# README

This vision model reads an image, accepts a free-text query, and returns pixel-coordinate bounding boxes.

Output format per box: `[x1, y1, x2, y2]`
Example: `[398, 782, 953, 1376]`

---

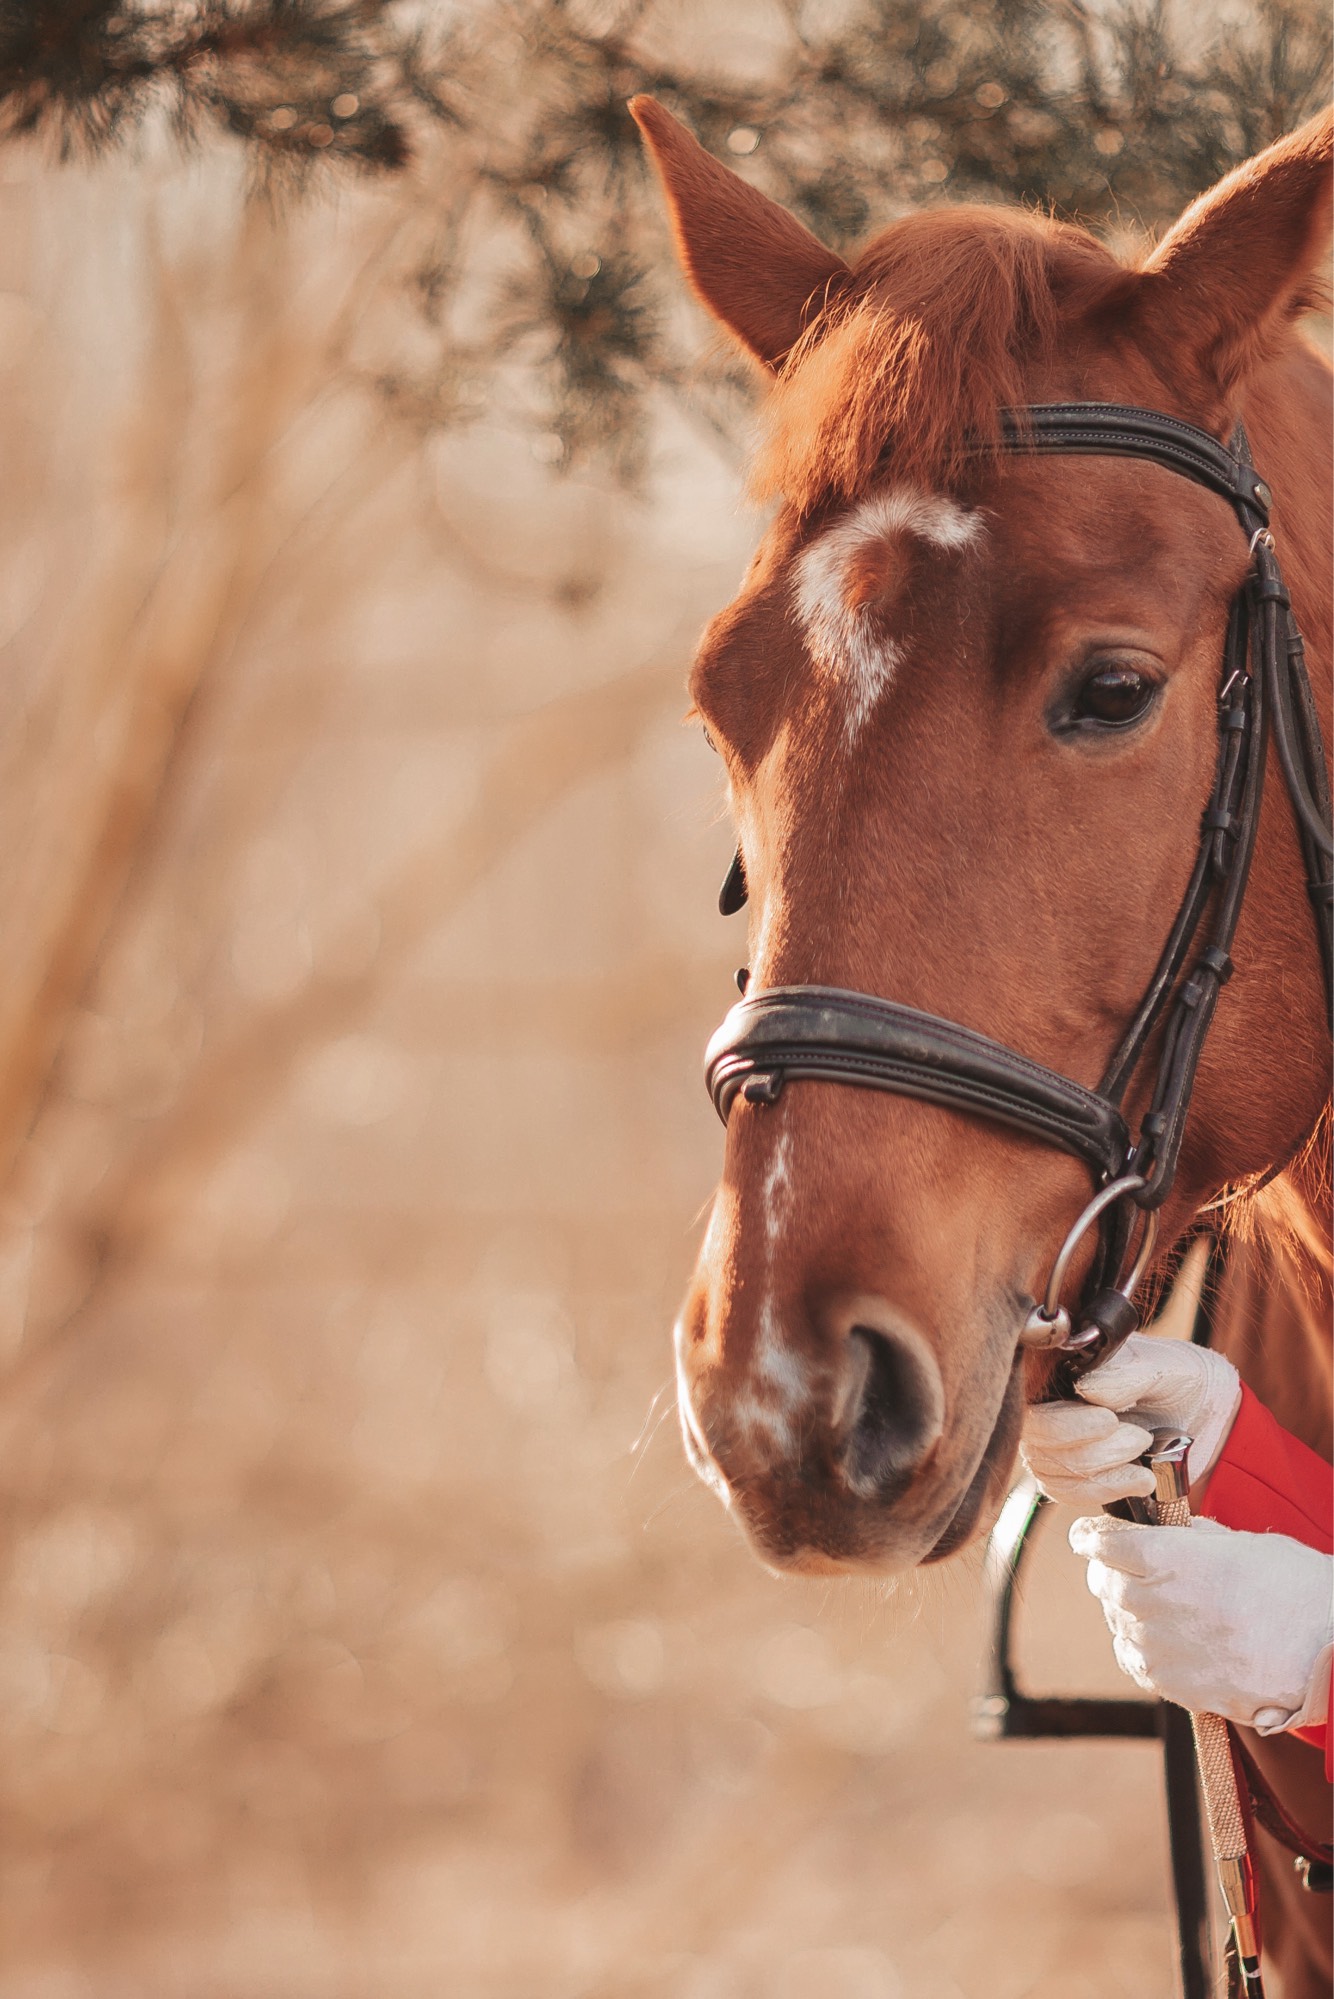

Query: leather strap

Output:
[706, 985, 1129, 1179]
[1001, 405, 1274, 517]
[1229, 1730, 1334, 1869]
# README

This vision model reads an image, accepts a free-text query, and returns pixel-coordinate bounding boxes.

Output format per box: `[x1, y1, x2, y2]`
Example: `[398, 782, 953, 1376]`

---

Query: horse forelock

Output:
[751, 205, 1131, 515]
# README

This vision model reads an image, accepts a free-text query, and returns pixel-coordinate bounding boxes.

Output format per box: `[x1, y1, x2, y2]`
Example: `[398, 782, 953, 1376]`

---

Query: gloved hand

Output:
[1070, 1513, 1334, 1732]
[1020, 1331, 1242, 1506]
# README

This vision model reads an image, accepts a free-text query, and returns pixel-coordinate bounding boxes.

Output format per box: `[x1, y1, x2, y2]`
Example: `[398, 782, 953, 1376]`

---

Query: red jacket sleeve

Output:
[1197, 1385, 1333, 1778]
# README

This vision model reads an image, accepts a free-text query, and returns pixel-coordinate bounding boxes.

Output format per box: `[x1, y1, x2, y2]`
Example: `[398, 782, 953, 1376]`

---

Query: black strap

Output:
[1097, 599, 1251, 1108]
[1122, 585, 1269, 1207]
[1001, 404, 1274, 518]
[706, 985, 1129, 1179]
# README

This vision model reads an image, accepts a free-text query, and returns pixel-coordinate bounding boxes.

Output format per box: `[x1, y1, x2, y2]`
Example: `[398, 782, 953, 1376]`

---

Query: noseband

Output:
[704, 404, 1334, 1375]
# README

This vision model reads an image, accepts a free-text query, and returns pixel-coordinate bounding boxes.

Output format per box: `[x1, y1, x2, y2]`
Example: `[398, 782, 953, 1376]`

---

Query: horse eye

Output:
[1072, 663, 1156, 726]
[701, 724, 717, 752]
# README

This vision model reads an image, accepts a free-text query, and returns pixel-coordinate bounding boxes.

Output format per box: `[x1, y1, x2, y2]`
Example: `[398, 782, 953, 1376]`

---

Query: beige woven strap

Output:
[1192, 1708, 1248, 1858]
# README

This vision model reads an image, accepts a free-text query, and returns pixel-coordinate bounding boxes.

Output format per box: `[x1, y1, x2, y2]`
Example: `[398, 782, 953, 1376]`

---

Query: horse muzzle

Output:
[675, 1289, 1021, 1572]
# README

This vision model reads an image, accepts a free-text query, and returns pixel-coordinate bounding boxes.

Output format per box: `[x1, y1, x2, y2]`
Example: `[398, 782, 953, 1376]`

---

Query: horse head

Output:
[635, 98, 1333, 1574]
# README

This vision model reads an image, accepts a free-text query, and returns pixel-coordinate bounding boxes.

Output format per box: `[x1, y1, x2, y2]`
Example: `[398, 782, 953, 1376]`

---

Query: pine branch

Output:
[2, 0, 1326, 478]
[0, 0, 414, 178]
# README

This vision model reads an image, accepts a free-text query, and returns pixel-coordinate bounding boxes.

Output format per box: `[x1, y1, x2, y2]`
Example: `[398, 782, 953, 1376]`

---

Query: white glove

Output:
[1020, 1331, 1242, 1507]
[1070, 1513, 1334, 1732]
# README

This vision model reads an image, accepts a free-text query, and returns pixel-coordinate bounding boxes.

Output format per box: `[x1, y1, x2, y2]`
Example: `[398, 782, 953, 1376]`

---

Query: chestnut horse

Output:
[633, 97, 1332, 1996]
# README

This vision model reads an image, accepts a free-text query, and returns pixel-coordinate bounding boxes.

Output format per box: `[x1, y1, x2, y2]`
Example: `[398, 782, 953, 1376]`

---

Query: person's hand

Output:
[1069, 1514, 1334, 1732]
[1020, 1331, 1242, 1507]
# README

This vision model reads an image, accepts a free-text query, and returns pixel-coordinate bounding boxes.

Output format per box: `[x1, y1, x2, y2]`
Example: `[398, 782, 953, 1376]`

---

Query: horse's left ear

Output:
[1136, 107, 1332, 399]
[630, 95, 849, 371]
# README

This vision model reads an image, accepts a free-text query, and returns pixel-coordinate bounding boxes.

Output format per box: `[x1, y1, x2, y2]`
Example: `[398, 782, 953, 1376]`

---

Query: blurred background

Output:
[0, 3, 1327, 1994]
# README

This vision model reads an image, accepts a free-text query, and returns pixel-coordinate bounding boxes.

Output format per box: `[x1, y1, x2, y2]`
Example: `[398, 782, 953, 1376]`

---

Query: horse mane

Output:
[751, 204, 1133, 514]
[1224, 1108, 1332, 1291]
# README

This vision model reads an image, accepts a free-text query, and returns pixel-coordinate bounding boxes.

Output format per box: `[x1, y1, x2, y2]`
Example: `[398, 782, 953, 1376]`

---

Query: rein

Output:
[703, 403, 1334, 1378]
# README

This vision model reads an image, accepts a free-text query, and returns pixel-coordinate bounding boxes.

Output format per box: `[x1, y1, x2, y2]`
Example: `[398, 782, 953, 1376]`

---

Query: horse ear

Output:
[630, 96, 849, 371]
[1137, 108, 1333, 398]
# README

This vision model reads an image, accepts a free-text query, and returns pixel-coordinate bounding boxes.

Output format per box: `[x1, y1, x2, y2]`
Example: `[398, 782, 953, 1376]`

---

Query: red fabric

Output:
[1197, 1385, 1333, 1780]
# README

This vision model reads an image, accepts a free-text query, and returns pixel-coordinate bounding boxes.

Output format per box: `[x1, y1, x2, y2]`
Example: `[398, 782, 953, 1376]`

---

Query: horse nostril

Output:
[838, 1322, 945, 1499]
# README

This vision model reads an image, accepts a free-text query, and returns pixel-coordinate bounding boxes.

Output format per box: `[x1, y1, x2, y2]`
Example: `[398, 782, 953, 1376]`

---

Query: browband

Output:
[999, 405, 1274, 517]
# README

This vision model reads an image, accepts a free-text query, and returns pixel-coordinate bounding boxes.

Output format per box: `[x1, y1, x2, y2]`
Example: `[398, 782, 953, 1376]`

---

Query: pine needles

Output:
[0, 0, 417, 179]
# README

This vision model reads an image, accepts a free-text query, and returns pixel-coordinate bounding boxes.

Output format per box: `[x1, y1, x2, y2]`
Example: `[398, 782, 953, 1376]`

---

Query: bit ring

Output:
[1019, 1173, 1158, 1350]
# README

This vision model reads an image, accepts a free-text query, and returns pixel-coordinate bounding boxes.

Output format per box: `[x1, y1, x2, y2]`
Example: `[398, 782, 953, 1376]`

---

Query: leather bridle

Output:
[703, 404, 1334, 1378]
